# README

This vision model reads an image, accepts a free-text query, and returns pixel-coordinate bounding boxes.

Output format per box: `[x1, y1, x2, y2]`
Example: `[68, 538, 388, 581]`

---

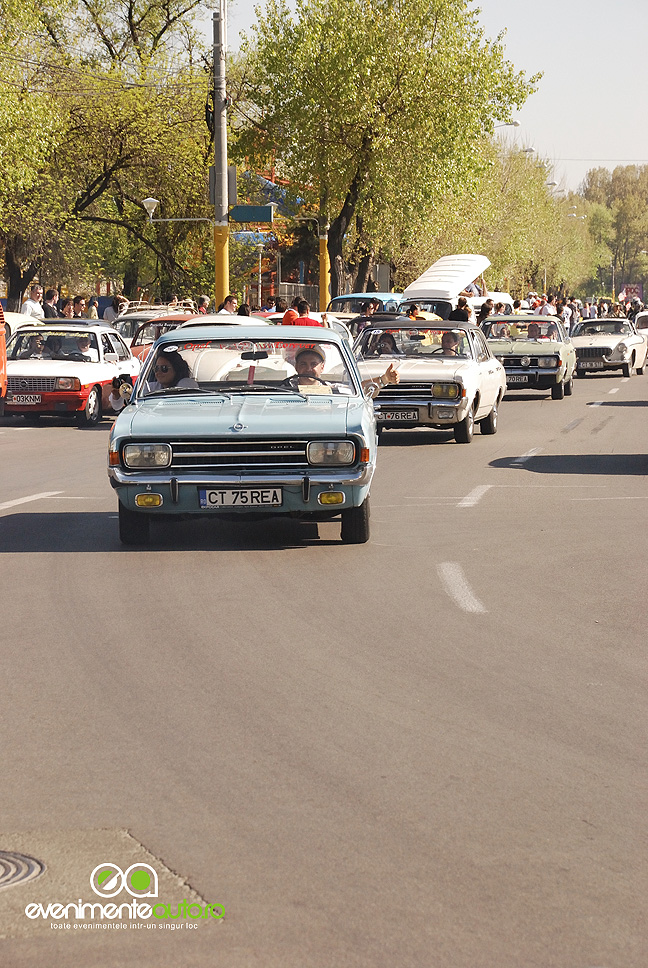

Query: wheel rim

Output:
[87, 389, 99, 419]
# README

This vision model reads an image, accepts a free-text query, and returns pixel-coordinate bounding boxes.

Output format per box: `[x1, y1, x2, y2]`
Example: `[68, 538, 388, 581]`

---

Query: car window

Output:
[108, 333, 130, 360]
[471, 330, 491, 362]
[137, 338, 358, 397]
[7, 329, 99, 361]
[355, 327, 474, 359]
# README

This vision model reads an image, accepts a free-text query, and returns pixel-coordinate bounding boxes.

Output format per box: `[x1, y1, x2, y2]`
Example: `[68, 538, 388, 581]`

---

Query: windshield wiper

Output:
[143, 386, 228, 398]
[213, 381, 307, 399]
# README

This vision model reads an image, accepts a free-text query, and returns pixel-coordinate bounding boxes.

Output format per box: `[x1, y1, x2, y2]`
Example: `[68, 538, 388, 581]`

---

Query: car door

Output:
[470, 329, 499, 416]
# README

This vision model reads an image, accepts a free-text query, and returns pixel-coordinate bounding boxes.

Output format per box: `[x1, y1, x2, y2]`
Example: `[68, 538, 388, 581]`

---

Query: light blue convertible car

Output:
[108, 324, 378, 545]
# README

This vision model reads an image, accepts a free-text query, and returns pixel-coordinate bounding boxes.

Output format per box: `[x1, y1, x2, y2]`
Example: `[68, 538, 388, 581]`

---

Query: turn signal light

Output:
[360, 448, 370, 462]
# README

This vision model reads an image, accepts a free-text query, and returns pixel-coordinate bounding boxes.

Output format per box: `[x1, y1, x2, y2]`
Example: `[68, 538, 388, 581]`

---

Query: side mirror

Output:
[104, 352, 119, 363]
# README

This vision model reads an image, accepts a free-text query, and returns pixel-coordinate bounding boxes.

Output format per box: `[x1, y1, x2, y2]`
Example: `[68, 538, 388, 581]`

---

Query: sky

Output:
[213, 0, 648, 193]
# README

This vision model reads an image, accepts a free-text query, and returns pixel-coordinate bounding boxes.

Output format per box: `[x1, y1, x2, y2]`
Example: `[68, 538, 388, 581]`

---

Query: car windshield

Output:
[482, 320, 562, 341]
[398, 300, 452, 319]
[572, 320, 632, 336]
[355, 327, 475, 360]
[137, 337, 357, 397]
[8, 329, 99, 360]
[134, 322, 180, 345]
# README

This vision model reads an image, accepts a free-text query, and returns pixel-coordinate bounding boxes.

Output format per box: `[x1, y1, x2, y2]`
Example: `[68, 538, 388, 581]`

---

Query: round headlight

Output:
[520, 356, 530, 367]
[617, 342, 627, 355]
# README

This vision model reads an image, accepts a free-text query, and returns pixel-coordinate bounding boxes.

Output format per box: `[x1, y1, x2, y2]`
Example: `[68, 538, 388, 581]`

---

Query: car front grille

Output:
[501, 356, 541, 368]
[377, 384, 435, 400]
[8, 377, 57, 392]
[576, 346, 610, 359]
[169, 439, 310, 473]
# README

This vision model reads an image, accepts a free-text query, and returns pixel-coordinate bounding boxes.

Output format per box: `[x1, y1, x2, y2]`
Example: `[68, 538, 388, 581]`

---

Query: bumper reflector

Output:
[318, 492, 345, 506]
[135, 493, 163, 508]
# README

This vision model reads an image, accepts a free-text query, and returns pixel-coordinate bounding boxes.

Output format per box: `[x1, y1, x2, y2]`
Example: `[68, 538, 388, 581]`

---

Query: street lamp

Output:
[494, 121, 520, 128]
[522, 146, 536, 153]
[142, 197, 160, 219]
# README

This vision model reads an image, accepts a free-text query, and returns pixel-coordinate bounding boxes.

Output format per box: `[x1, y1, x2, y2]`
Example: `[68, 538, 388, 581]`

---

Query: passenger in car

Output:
[19, 334, 47, 358]
[370, 333, 402, 356]
[527, 323, 541, 339]
[109, 349, 197, 411]
[440, 331, 460, 356]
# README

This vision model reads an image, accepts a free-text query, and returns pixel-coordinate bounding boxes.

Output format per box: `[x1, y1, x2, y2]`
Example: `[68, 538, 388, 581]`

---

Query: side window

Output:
[109, 334, 130, 360]
[472, 331, 491, 362]
[101, 333, 113, 357]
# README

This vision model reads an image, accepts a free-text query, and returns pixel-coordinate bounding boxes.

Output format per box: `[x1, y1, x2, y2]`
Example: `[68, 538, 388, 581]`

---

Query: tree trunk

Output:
[4, 235, 41, 311]
[326, 137, 371, 299]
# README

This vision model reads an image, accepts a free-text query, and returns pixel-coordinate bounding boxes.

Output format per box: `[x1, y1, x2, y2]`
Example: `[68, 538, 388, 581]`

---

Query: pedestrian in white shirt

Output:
[21, 284, 44, 317]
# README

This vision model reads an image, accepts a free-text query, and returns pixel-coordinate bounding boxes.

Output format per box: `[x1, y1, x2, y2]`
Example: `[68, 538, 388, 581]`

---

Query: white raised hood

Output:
[402, 254, 491, 301]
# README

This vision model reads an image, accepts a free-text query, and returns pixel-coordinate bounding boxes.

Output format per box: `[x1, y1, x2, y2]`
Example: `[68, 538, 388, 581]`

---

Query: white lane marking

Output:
[620, 377, 630, 383]
[457, 485, 493, 508]
[437, 562, 487, 614]
[589, 401, 604, 407]
[0, 491, 63, 512]
[608, 387, 619, 394]
[512, 447, 542, 465]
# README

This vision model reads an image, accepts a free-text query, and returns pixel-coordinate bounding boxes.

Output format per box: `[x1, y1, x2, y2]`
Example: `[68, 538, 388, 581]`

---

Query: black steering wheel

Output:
[429, 347, 455, 355]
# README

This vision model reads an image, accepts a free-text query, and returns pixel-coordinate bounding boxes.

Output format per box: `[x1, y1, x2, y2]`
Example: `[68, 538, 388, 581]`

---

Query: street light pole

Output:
[213, 3, 229, 306]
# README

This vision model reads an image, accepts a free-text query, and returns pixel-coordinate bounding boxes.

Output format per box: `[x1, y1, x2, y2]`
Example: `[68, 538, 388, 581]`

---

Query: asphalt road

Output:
[0, 370, 646, 967]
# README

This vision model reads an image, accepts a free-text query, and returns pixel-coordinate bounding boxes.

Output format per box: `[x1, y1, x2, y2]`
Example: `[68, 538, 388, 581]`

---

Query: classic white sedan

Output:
[571, 318, 648, 377]
[354, 318, 506, 442]
[5, 323, 141, 425]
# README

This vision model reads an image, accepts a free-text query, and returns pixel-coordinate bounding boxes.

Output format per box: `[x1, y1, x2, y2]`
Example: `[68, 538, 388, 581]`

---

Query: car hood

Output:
[119, 393, 358, 437]
[357, 357, 475, 382]
[571, 334, 623, 347]
[487, 338, 562, 354]
[402, 254, 491, 301]
[7, 359, 112, 377]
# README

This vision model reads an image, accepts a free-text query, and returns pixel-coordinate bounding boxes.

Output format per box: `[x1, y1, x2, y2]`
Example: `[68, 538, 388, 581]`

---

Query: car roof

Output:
[486, 314, 550, 322]
[159, 324, 346, 343]
[15, 322, 120, 333]
[360, 314, 482, 330]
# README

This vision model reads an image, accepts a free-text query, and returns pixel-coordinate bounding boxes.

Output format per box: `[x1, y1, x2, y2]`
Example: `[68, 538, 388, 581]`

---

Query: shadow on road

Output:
[490, 454, 648, 475]
[0, 512, 344, 552]
[589, 400, 648, 408]
[378, 429, 455, 446]
[0, 416, 112, 432]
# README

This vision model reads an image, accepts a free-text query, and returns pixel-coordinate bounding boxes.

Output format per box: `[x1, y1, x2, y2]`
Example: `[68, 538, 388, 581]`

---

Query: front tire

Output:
[77, 386, 102, 426]
[118, 502, 150, 545]
[480, 398, 499, 435]
[564, 375, 573, 395]
[551, 379, 565, 400]
[454, 403, 475, 443]
[340, 497, 370, 544]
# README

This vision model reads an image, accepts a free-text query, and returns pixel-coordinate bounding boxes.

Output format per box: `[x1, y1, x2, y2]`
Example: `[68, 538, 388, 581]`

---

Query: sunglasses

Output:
[154, 364, 171, 373]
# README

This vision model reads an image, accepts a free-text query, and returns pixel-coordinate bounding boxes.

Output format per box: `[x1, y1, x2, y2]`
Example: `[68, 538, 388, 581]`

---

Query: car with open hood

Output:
[5, 322, 140, 425]
[571, 317, 647, 377]
[481, 314, 576, 398]
[399, 254, 513, 320]
[353, 315, 506, 442]
[108, 324, 378, 545]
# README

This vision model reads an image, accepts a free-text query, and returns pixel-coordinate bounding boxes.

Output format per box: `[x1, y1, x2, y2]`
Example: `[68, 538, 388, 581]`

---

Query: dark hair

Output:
[155, 349, 191, 385]
[297, 299, 310, 314]
[45, 288, 58, 301]
[291, 297, 301, 309]
[237, 303, 251, 316]
[73, 294, 86, 306]
[274, 297, 288, 312]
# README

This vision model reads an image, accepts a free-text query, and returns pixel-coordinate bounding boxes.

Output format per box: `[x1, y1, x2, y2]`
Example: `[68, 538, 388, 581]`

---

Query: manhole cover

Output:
[0, 851, 46, 892]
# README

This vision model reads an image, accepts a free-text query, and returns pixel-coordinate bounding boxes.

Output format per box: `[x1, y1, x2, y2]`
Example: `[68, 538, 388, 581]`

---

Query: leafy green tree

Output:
[233, 0, 538, 298]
